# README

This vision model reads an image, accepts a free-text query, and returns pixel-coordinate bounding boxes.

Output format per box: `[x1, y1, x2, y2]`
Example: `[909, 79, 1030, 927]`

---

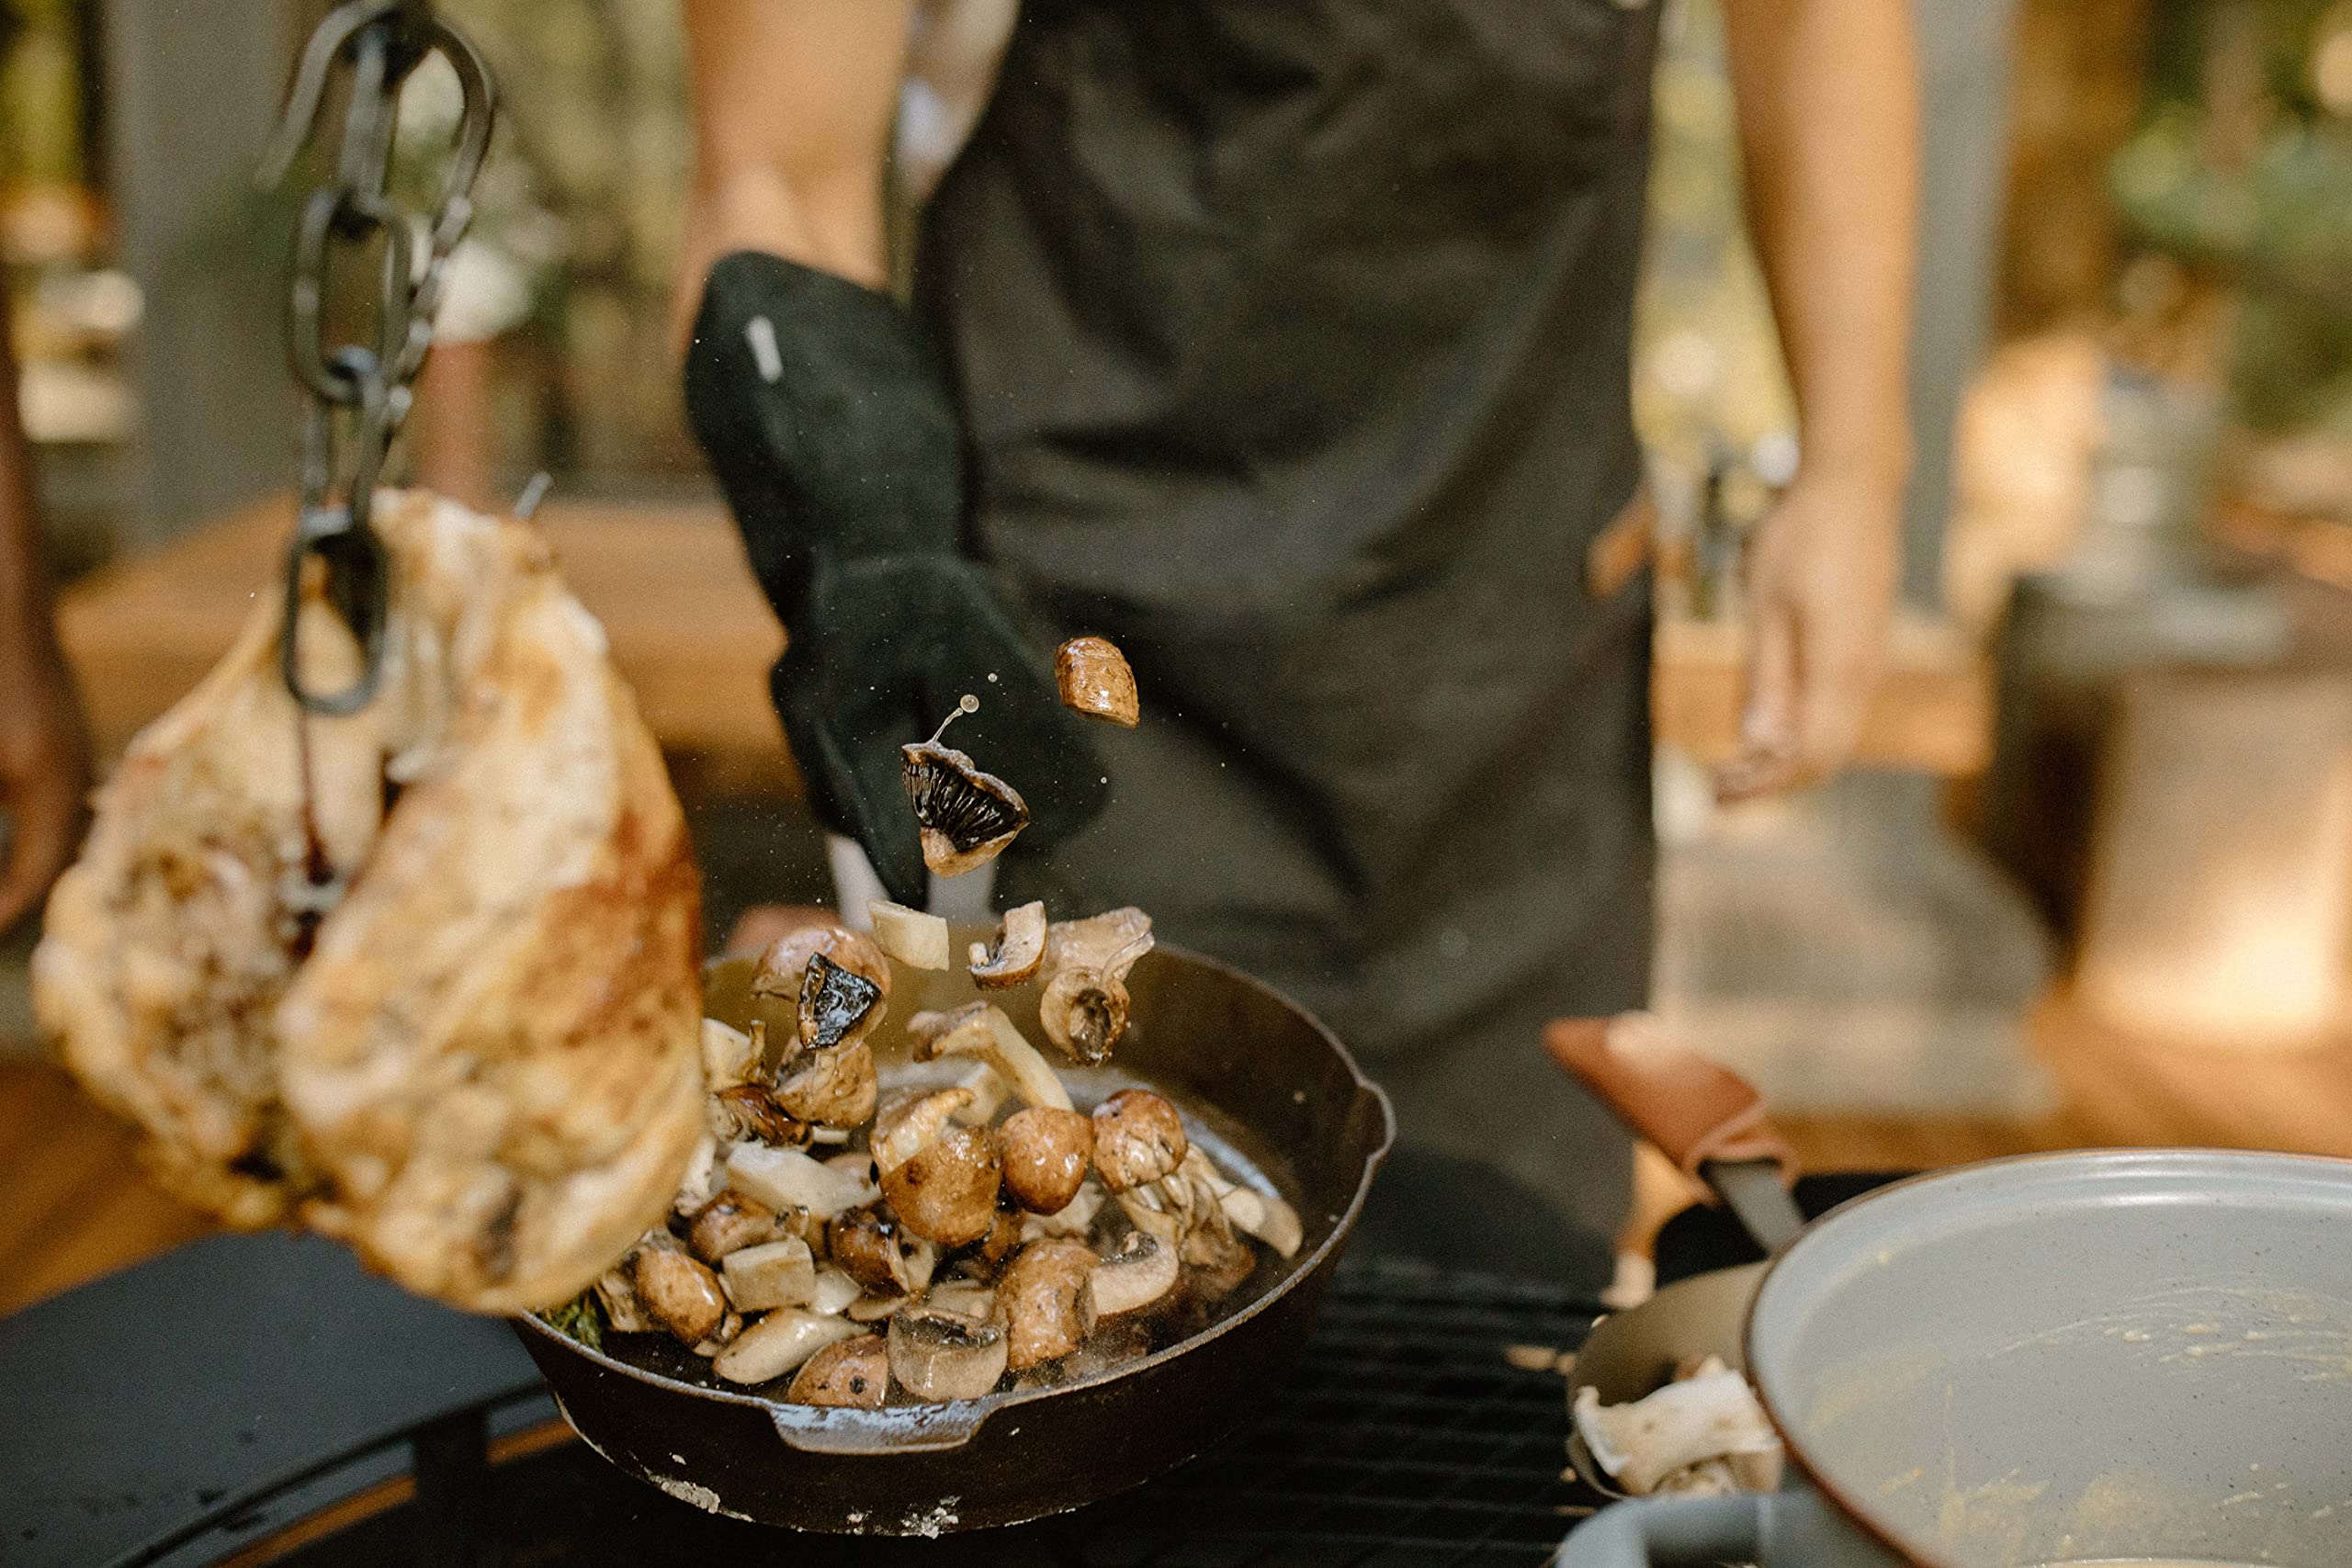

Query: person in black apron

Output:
[680, 0, 1917, 1292]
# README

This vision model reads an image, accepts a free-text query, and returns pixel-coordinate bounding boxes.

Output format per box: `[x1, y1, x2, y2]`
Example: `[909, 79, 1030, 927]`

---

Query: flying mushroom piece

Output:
[1091, 1089, 1188, 1191]
[1056, 636, 1140, 728]
[797, 952, 885, 1052]
[1000, 1105, 1094, 1215]
[751, 924, 889, 1012]
[967, 902, 1048, 989]
[768, 1037, 877, 1129]
[902, 700, 1031, 878]
[1000, 1238, 1099, 1371]
[889, 1303, 1011, 1403]
[1040, 968, 1131, 1065]
[914, 1004, 1074, 1113]
[868, 899, 952, 971]
[788, 1334, 891, 1408]
[1042, 908, 1154, 979]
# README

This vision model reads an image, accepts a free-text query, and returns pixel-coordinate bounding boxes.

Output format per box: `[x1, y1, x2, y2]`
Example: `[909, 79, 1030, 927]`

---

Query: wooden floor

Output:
[6, 987, 2351, 1320]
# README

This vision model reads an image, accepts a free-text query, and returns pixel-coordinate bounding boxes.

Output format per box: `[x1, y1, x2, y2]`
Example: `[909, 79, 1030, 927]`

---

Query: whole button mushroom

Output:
[830, 1205, 938, 1298]
[1000, 1237, 1100, 1371]
[787, 1334, 891, 1407]
[1091, 1089, 1188, 1192]
[999, 1106, 1095, 1215]
[872, 1088, 1005, 1247]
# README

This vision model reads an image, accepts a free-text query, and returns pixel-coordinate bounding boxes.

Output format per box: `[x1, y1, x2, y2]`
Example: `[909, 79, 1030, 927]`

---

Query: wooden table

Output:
[58, 495, 1991, 785]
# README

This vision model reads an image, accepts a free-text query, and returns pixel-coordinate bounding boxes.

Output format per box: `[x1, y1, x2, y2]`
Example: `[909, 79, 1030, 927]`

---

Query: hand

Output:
[0, 621, 90, 931]
[1715, 469, 1902, 802]
[684, 252, 1105, 905]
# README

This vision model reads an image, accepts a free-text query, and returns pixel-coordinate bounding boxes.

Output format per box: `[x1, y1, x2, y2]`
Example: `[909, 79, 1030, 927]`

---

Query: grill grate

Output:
[251, 1259, 1606, 1568]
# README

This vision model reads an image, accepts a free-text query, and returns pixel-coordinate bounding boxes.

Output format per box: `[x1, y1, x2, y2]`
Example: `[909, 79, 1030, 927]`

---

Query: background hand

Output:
[0, 626, 90, 931]
[1715, 470, 1901, 802]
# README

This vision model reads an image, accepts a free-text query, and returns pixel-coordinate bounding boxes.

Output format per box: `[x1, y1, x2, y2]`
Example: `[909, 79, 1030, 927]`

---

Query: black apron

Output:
[916, 0, 1663, 1291]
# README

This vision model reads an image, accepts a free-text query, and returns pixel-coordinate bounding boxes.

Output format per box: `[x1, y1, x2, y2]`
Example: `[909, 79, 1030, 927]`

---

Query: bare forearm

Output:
[0, 317, 51, 659]
[678, 0, 914, 300]
[1722, 0, 1918, 490]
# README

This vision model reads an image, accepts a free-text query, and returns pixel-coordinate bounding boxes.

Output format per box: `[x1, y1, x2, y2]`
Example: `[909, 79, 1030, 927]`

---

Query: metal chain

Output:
[260, 0, 496, 715]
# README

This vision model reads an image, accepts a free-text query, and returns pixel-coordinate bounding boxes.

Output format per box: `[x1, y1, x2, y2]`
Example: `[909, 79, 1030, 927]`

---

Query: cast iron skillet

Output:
[513, 941, 1395, 1534]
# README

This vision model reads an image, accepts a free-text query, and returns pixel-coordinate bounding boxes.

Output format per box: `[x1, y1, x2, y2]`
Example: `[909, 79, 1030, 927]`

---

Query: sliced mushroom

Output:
[594, 1262, 653, 1334]
[967, 901, 1047, 989]
[1021, 1181, 1104, 1243]
[847, 1291, 906, 1324]
[830, 1206, 939, 1297]
[688, 1188, 781, 1265]
[914, 1005, 1074, 1112]
[708, 1083, 813, 1145]
[1172, 1153, 1260, 1294]
[1091, 1231, 1179, 1317]
[999, 1106, 1095, 1215]
[1043, 908, 1153, 980]
[787, 1334, 891, 1407]
[808, 1266, 864, 1316]
[950, 1060, 1012, 1126]
[750, 924, 890, 1011]
[1000, 1238, 1099, 1371]
[767, 1038, 877, 1129]
[902, 718, 1031, 878]
[720, 1235, 819, 1313]
[633, 1247, 729, 1348]
[1091, 1089, 1188, 1191]
[670, 1131, 721, 1220]
[1039, 967, 1132, 1064]
[714, 1308, 860, 1386]
[690, 1310, 744, 1359]
[1182, 1151, 1306, 1259]
[926, 1280, 999, 1323]
[797, 952, 886, 1052]
[727, 1143, 877, 1220]
[872, 1088, 976, 1179]
[868, 898, 952, 970]
[888, 1307, 1010, 1403]
[702, 1018, 759, 1092]
[1055, 636, 1140, 728]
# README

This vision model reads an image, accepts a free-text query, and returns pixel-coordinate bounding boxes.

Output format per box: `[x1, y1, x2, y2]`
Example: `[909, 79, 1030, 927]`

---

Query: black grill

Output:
[228, 1260, 1605, 1567]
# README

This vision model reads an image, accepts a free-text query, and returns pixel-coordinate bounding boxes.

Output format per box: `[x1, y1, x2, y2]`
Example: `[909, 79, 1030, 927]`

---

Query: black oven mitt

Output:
[684, 251, 1104, 907]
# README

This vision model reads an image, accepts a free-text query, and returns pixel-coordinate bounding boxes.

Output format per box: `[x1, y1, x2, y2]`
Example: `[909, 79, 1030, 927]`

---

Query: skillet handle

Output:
[769, 1401, 992, 1455]
[1556, 1490, 1847, 1567]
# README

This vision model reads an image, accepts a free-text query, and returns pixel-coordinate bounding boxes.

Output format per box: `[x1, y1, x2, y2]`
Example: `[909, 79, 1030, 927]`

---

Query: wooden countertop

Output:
[58, 495, 1991, 784]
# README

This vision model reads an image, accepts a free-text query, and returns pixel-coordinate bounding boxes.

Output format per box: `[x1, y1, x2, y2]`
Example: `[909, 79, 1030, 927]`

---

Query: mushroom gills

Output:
[901, 739, 1029, 878]
[967, 901, 1047, 989]
[1039, 967, 1131, 1063]
[798, 952, 884, 1051]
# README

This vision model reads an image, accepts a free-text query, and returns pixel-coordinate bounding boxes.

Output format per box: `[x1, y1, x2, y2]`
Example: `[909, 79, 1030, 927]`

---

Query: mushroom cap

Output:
[830, 1205, 938, 1296]
[888, 1305, 1010, 1403]
[978, 1206, 1023, 1266]
[878, 1122, 1004, 1247]
[687, 1188, 781, 1265]
[902, 740, 1029, 877]
[1000, 1237, 1100, 1371]
[751, 923, 890, 1007]
[1055, 637, 1140, 728]
[1043, 908, 1153, 979]
[999, 1106, 1095, 1214]
[871, 1087, 977, 1179]
[767, 1037, 877, 1128]
[1039, 968, 1131, 1064]
[786, 1334, 891, 1407]
[632, 1247, 729, 1348]
[1090, 1089, 1189, 1191]
[967, 901, 1048, 989]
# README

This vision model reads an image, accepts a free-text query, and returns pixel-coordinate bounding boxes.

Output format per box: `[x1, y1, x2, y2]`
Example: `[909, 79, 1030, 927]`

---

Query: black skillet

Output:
[513, 942, 1395, 1534]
